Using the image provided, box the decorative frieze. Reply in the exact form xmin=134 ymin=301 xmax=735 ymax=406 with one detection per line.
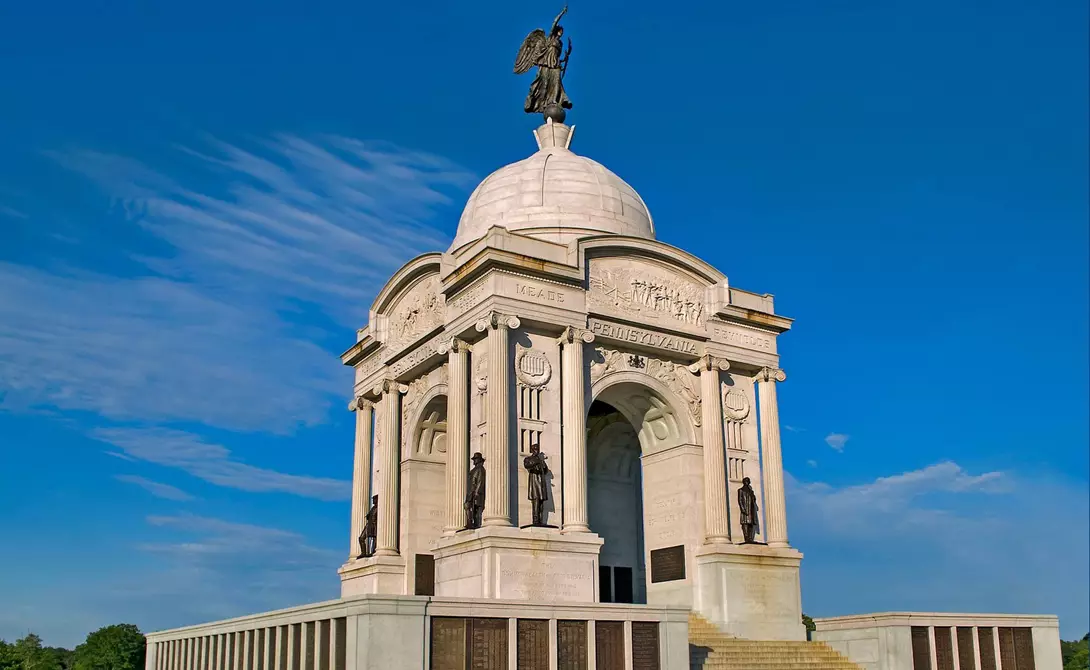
xmin=387 ymin=275 xmax=443 ymax=352
xmin=588 ymin=318 xmax=701 ymax=356
xmin=588 ymin=257 xmax=706 ymax=328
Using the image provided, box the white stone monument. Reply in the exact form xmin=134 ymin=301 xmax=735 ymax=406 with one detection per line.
xmin=338 ymin=119 xmax=805 ymax=641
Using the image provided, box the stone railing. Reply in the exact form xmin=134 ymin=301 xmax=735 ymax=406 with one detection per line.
xmin=145 ymin=595 xmax=691 ymax=670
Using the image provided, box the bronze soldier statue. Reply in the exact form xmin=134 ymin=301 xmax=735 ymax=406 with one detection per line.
xmin=464 ymin=452 xmax=486 ymax=530
xmin=359 ymin=494 xmax=378 ymax=557
xmin=523 ymin=443 xmax=551 ymax=526
xmin=514 ymin=5 xmax=573 ymax=122
xmin=738 ymin=477 xmax=760 ymax=544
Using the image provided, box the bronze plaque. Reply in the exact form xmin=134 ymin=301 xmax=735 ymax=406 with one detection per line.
xmin=631 ymin=622 xmax=660 ymax=670
xmin=1013 ymin=628 xmax=1036 ymax=670
xmin=415 ymin=554 xmax=435 ymax=596
xmin=468 ymin=618 xmax=508 ymax=670
xmin=977 ymin=628 xmax=997 ymax=670
xmin=911 ymin=626 xmax=932 ymax=670
xmin=557 ymin=620 xmax=587 ymax=670
xmin=431 ymin=617 xmax=467 ymax=670
xmin=516 ymin=620 xmax=548 ymax=670
xmin=649 ymin=545 xmax=686 ymax=583
xmin=999 ymin=628 xmax=1017 ymax=670
xmin=957 ymin=627 xmax=977 ymax=670
xmin=595 ymin=621 xmax=624 ymax=670
xmin=934 ymin=627 xmax=955 ymax=670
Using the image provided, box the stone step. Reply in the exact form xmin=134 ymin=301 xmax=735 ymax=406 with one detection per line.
xmin=687 ymin=612 xmax=862 ymax=670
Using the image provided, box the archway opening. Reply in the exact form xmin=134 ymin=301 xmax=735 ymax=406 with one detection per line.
xmin=587 ymin=399 xmax=646 ymax=604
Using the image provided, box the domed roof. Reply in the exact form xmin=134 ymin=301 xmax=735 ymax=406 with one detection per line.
xmin=449 ymin=122 xmax=655 ymax=252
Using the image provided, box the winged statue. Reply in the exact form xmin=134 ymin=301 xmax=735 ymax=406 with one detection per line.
xmin=514 ymin=6 xmax=573 ymax=119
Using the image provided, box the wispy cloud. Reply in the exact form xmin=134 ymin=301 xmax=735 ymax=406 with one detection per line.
xmin=785 ymin=425 xmax=805 ymax=433
xmin=94 ymin=428 xmax=350 ymax=501
xmin=807 ymin=459 xmax=818 ymax=468
xmin=114 ymin=475 xmax=194 ymax=501
xmin=790 ymin=462 xmax=1089 ymax=638
xmin=824 ymin=432 xmax=850 ymax=451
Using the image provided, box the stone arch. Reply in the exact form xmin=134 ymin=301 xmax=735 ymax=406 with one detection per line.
xmin=590 ymin=371 xmax=699 ymax=456
xmin=406 ymin=384 xmax=448 ymax=461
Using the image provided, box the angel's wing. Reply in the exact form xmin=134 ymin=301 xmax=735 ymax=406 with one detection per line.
xmin=513 ymin=29 xmax=548 ymax=74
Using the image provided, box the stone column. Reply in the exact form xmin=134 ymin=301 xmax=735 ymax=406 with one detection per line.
xmin=375 ymin=379 xmax=405 ymax=556
xmin=756 ymin=367 xmax=789 ymax=547
xmin=693 ymin=354 xmax=731 ymax=543
xmin=445 ymin=338 xmax=469 ymax=534
xmin=348 ymin=396 xmax=374 ymax=557
xmin=560 ymin=327 xmax=594 ymax=533
xmin=475 ymin=312 xmax=520 ymax=527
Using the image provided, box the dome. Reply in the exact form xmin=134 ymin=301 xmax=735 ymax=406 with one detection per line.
xmin=449 ymin=122 xmax=655 ymax=252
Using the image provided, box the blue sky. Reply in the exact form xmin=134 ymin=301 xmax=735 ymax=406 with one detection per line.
xmin=1 ymin=0 xmax=1087 ymax=647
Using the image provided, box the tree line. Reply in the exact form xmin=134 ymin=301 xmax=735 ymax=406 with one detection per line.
xmin=0 ymin=624 xmax=145 ymax=670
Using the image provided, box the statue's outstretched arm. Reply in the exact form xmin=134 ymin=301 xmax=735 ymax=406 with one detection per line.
xmin=551 ymin=5 xmax=568 ymax=32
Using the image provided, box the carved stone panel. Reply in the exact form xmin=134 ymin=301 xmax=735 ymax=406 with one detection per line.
xmin=387 ymin=274 xmax=443 ymax=353
xmin=430 ymin=618 xmax=467 ymax=670
xmin=588 ymin=257 xmax=707 ymax=330
xmin=631 ymin=622 xmax=661 ymax=670
xmin=516 ymin=620 xmax=549 ymax=670
xmin=594 ymin=621 xmax=624 ymax=670
xmin=557 ymin=621 xmax=588 ymax=670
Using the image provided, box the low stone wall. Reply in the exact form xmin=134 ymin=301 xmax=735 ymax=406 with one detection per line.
xmin=144 ymin=594 xmax=691 ymax=670
xmin=812 ymin=612 xmax=1062 ymax=670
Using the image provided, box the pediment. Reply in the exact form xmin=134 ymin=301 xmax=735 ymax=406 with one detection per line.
xmin=371 ymin=253 xmax=445 ymax=354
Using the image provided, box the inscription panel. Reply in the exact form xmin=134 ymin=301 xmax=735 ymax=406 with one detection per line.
xmin=709 ymin=321 xmax=777 ymax=354
xmin=430 ymin=618 xmax=466 ymax=670
xmin=469 ymin=618 xmax=508 ymax=670
xmin=589 ymin=319 xmax=701 ymax=356
xmin=390 ymin=332 xmax=448 ymax=377
xmin=594 ymin=621 xmax=624 ymax=670
xmin=934 ymin=627 xmax=954 ymax=670
xmin=414 ymin=554 xmax=435 ymax=596
xmin=977 ymin=628 xmax=996 ymax=670
xmin=631 ymin=622 xmax=661 ymax=670
xmin=1012 ymin=628 xmax=1035 ymax=670
xmin=957 ymin=627 xmax=976 ymax=670
xmin=516 ymin=620 xmax=549 ymax=670
xmin=557 ymin=621 xmax=587 ymax=670
xmin=496 ymin=555 xmax=595 ymax=602
xmin=910 ymin=627 xmax=932 ymax=670
xmin=649 ymin=545 xmax=686 ymax=583
xmin=732 ymin=570 xmax=798 ymax=621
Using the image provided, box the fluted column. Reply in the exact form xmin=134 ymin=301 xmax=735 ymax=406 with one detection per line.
xmin=756 ymin=367 xmax=789 ymax=547
xmin=693 ymin=354 xmax=731 ymax=543
xmin=475 ymin=311 xmax=520 ymax=527
xmin=348 ymin=396 xmax=374 ymax=557
xmin=375 ymin=379 xmax=405 ymax=556
xmin=445 ymin=338 xmax=470 ymax=534
xmin=560 ymin=326 xmax=594 ymax=533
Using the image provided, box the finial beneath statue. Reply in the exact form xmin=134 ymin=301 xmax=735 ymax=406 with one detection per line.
xmin=514 ymin=6 xmax=573 ymax=122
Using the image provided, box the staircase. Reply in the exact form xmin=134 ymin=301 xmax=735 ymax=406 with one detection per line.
xmin=688 ymin=613 xmax=863 ymax=670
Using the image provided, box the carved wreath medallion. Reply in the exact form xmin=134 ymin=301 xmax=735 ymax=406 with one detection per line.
xmin=721 ymin=387 xmax=751 ymax=421
xmin=515 ymin=348 xmax=552 ymax=388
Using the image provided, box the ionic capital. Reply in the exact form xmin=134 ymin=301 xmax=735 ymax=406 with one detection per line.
xmin=372 ymin=378 xmax=409 ymax=397
xmin=559 ymin=326 xmax=595 ymax=346
xmin=689 ymin=353 xmax=730 ymax=375
xmin=348 ymin=395 xmax=374 ymax=412
xmin=447 ymin=337 xmax=469 ymax=354
xmin=475 ymin=311 xmax=521 ymax=333
xmin=755 ymin=367 xmax=787 ymax=384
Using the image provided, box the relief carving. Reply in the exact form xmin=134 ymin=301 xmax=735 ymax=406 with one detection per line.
xmin=589 ymin=258 xmax=706 ymax=327
xmin=721 ymin=386 xmax=751 ymax=421
xmin=475 ymin=353 xmax=488 ymax=393
xmin=388 ymin=275 xmax=443 ymax=351
xmin=590 ymin=347 xmax=702 ymax=427
xmin=515 ymin=346 xmax=552 ymax=388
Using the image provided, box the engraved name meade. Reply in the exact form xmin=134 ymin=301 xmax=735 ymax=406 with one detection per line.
xmin=516 ymin=281 xmax=566 ymax=303
xmin=590 ymin=319 xmax=699 ymax=355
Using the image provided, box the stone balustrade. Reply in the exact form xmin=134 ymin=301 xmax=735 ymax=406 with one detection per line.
xmin=145 ymin=594 xmax=691 ymax=670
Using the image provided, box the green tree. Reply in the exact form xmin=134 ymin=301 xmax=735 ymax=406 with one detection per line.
xmin=12 ymin=634 xmax=64 ymax=670
xmin=72 ymin=625 xmax=145 ymax=670
xmin=0 ymin=640 xmax=20 ymax=670
xmin=1062 ymin=633 xmax=1089 ymax=670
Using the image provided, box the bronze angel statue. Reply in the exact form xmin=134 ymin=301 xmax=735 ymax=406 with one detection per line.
xmin=514 ymin=6 xmax=573 ymax=119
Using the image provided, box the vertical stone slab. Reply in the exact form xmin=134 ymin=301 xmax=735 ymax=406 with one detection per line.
xmin=332 ymin=618 xmax=346 ymax=670
xmin=977 ymin=628 xmax=997 ymax=670
xmin=1012 ymin=629 xmax=1035 ymax=670
xmin=302 ymin=622 xmax=316 ymax=670
xmin=557 ymin=621 xmax=588 ymax=670
xmin=957 ymin=628 xmax=977 ymax=670
xmin=594 ymin=622 xmax=624 ymax=670
xmin=468 ymin=618 xmax=508 ymax=669
xmin=935 ymin=627 xmax=955 ymax=670
xmin=999 ymin=628 xmax=1017 ymax=670
xmin=315 ymin=620 xmax=330 ymax=670
xmin=913 ymin=627 xmax=933 ymax=670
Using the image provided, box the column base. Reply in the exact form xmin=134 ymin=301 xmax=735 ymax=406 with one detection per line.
xmin=338 ymin=555 xmax=406 ymax=597
xmin=432 ymin=525 xmax=603 ymax=602
xmin=694 ymin=543 xmax=806 ymax=641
